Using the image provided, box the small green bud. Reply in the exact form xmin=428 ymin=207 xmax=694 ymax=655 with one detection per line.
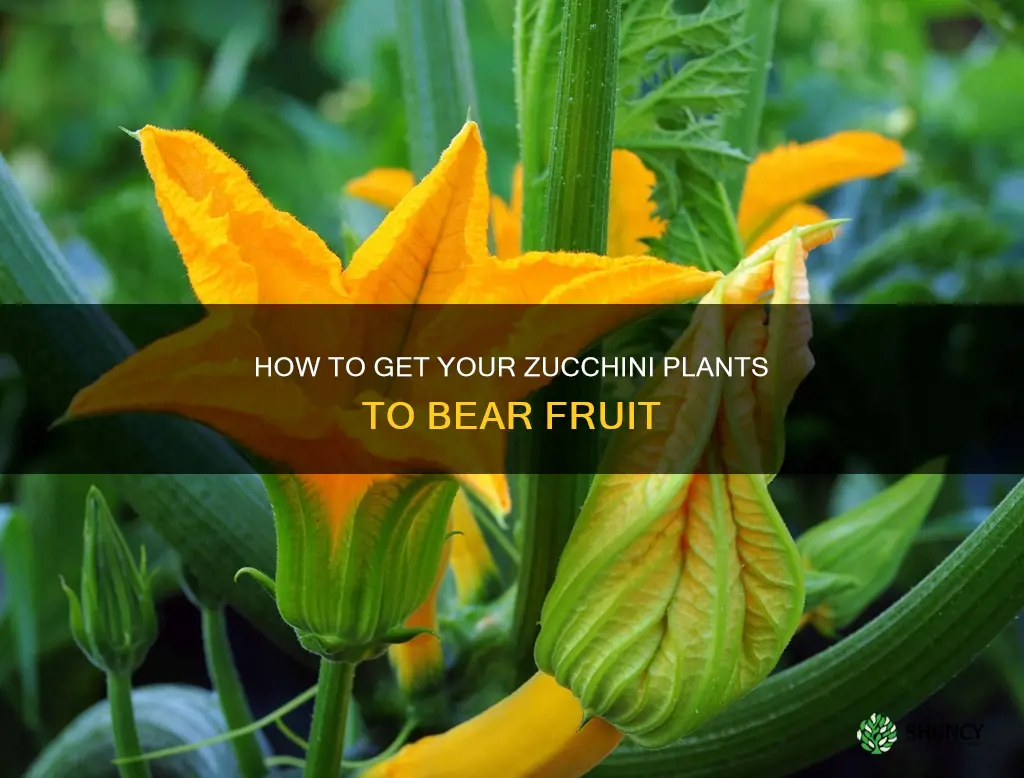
xmin=62 ymin=487 xmax=158 ymax=675
xmin=265 ymin=474 xmax=457 ymax=662
xmin=797 ymin=466 xmax=944 ymax=635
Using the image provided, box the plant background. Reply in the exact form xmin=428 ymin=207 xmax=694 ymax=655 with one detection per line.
xmin=0 ymin=0 xmax=1022 ymax=776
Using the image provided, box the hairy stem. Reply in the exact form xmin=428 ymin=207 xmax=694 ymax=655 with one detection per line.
xmin=512 ymin=0 xmax=621 ymax=682
xmin=303 ymin=660 xmax=356 ymax=778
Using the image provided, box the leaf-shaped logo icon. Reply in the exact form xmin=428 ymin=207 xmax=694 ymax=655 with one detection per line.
xmin=857 ymin=713 xmax=898 ymax=754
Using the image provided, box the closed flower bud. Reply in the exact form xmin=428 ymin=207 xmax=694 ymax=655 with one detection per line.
xmin=265 ymin=474 xmax=458 ymax=662
xmin=62 ymin=487 xmax=157 ymax=676
xmin=797 ymin=466 xmax=944 ymax=635
xmin=536 ymin=233 xmax=816 ymax=748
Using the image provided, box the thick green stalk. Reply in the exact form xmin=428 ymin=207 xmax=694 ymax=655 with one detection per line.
xmin=395 ymin=0 xmax=479 ymax=179
xmin=201 ymin=607 xmax=266 ymax=778
xmin=515 ymin=0 xmax=560 ymax=251
xmin=106 ymin=673 xmax=151 ymax=778
xmin=540 ymin=0 xmax=618 ymax=252
xmin=303 ymin=660 xmax=356 ymax=778
xmin=596 ymin=474 xmax=1024 ymax=776
xmin=511 ymin=0 xmax=621 ymax=682
xmin=722 ymin=0 xmax=781 ymax=211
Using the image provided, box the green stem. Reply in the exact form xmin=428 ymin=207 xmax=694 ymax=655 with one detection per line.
xmin=106 ymin=673 xmax=151 ymax=778
xmin=721 ymin=0 xmax=781 ymax=212
xmin=395 ymin=0 xmax=479 ymax=179
xmin=202 ymin=607 xmax=266 ymax=778
xmin=511 ymin=0 xmax=621 ymax=683
xmin=596 ymin=474 xmax=1024 ymax=777
xmin=303 ymin=660 xmax=356 ymax=778
xmin=516 ymin=0 xmax=559 ymax=251
xmin=540 ymin=0 xmax=619 ymax=253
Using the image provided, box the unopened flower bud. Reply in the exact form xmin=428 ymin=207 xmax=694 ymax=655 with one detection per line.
xmin=536 ymin=232 xmax=818 ymax=748
xmin=63 ymin=487 xmax=157 ymax=675
xmin=265 ymin=474 xmax=457 ymax=662
xmin=798 ymin=467 xmax=944 ymax=635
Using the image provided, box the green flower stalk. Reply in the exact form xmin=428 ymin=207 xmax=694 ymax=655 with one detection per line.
xmin=62 ymin=486 xmax=157 ymax=778
xmin=181 ymin=568 xmax=266 ymax=778
xmin=248 ymin=475 xmax=462 ymax=778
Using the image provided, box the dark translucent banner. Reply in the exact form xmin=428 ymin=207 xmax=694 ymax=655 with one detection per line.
xmin=1 ymin=304 xmax=1021 ymax=475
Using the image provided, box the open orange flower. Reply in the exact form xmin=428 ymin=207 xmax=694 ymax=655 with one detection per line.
xmin=62 ymin=120 xmax=721 ymax=672
xmin=347 ymin=131 xmax=904 ymax=259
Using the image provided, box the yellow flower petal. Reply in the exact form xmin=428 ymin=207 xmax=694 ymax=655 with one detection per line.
xmin=344 ymin=168 xmax=415 ymax=210
xmin=136 ymin=126 xmax=347 ymax=305
xmin=607 ymin=149 xmax=666 ymax=257
xmin=450 ymin=252 xmax=720 ymax=305
xmin=491 ymin=163 xmax=523 ymax=260
xmin=60 ymin=310 xmax=346 ymax=468
xmin=343 ymin=122 xmax=490 ymax=305
xmin=448 ymin=489 xmax=498 ymax=605
xmin=745 ymin=202 xmax=831 ymax=253
xmin=451 ymin=475 xmax=511 ymax=520
xmin=739 ymin=131 xmax=905 ymax=244
xmin=412 ymin=254 xmax=720 ymax=402
xmin=365 ymin=672 xmax=622 ymax=778
xmin=348 ymin=151 xmax=665 ymax=261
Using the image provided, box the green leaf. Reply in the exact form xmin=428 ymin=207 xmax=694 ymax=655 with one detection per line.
xmin=0 ymin=505 xmax=40 ymax=733
xmin=595 ymin=474 xmax=1024 ymax=777
xmin=77 ymin=185 xmax=196 ymax=304
xmin=968 ymin=1 xmax=1024 ymax=46
xmin=826 ymin=471 xmax=886 ymax=517
xmin=395 ymin=0 xmax=479 ymax=179
xmin=831 ymin=209 xmax=1012 ymax=298
xmin=25 ymin=685 xmax=265 ymax=778
xmin=797 ymin=466 xmax=945 ymax=631
xmin=0 ymin=476 xmax=101 ymax=692
xmin=615 ymin=0 xmax=751 ymax=270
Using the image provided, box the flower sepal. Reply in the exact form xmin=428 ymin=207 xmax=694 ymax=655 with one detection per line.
xmin=267 ymin=474 xmax=458 ymax=662
xmin=297 ymin=626 xmax=441 ymax=664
